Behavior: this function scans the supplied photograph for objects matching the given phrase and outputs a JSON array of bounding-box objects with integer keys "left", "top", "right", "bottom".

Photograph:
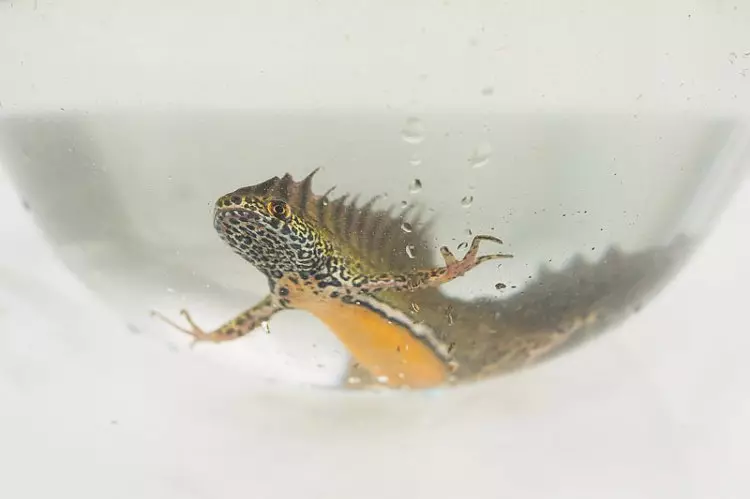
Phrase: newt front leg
[
  {"left": 151, "top": 294, "right": 283, "bottom": 347},
  {"left": 350, "top": 235, "right": 513, "bottom": 293}
]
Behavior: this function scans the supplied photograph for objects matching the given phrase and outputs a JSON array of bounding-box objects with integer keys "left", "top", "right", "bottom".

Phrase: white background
[{"left": 2, "top": 1, "right": 750, "bottom": 498}]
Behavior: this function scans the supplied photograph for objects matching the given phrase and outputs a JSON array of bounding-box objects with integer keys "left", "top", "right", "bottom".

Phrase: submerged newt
[{"left": 153, "top": 169, "right": 694, "bottom": 389}]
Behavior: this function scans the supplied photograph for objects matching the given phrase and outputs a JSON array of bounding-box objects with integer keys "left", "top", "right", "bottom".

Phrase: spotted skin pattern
[{"left": 153, "top": 169, "right": 513, "bottom": 388}]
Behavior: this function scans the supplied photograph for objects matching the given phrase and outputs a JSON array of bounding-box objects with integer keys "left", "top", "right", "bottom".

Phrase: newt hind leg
[{"left": 150, "top": 294, "right": 282, "bottom": 347}]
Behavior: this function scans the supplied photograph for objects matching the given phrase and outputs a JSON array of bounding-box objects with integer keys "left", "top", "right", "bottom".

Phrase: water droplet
[
  {"left": 401, "top": 222, "right": 413, "bottom": 233},
  {"left": 347, "top": 376, "right": 362, "bottom": 385},
  {"left": 409, "top": 178, "right": 423, "bottom": 193},
  {"left": 495, "top": 282, "right": 507, "bottom": 290},
  {"left": 481, "top": 86, "right": 494, "bottom": 96},
  {"left": 468, "top": 141, "right": 493, "bottom": 168},
  {"left": 400, "top": 200, "right": 409, "bottom": 209},
  {"left": 401, "top": 117, "right": 425, "bottom": 144},
  {"left": 410, "top": 302, "right": 420, "bottom": 313},
  {"left": 729, "top": 51, "right": 738, "bottom": 64},
  {"left": 405, "top": 244, "right": 416, "bottom": 259},
  {"left": 457, "top": 242, "right": 468, "bottom": 251},
  {"left": 409, "top": 154, "right": 422, "bottom": 166},
  {"left": 376, "top": 375, "right": 390, "bottom": 384},
  {"left": 261, "top": 321, "right": 271, "bottom": 334},
  {"left": 461, "top": 195, "right": 474, "bottom": 208}
]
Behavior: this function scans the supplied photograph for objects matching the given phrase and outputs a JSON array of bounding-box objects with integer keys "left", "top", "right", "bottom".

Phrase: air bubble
[
  {"left": 405, "top": 245, "right": 416, "bottom": 259},
  {"left": 461, "top": 195, "right": 474, "bottom": 208},
  {"left": 468, "top": 141, "right": 493, "bottom": 168},
  {"left": 457, "top": 242, "right": 468, "bottom": 251},
  {"left": 401, "top": 222, "right": 413, "bottom": 233},
  {"left": 409, "top": 178, "right": 423, "bottom": 193},
  {"left": 401, "top": 117, "right": 426, "bottom": 144}
]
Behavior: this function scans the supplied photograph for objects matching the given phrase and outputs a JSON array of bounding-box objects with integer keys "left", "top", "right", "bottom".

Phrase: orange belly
[{"left": 303, "top": 298, "right": 449, "bottom": 389}]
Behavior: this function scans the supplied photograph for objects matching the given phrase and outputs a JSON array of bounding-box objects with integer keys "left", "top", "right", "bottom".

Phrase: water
[{"left": 0, "top": 110, "right": 747, "bottom": 388}]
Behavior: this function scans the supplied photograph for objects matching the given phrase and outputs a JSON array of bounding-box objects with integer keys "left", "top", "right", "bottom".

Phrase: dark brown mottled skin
[{"left": 154, "top": 169, "right": 693, "bottom": 389}]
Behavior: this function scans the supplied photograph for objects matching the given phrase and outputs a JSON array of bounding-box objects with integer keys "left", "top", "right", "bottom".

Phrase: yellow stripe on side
[{"left": 303, "top": 298, "right": 449, "bottom": 389}]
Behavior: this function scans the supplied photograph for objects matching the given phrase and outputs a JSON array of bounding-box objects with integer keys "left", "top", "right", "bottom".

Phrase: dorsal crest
[{"left": 253, "top": 169, "right": 436, "bottom": 272}]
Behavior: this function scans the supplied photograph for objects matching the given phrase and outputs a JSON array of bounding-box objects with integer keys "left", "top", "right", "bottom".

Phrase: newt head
[{"left": 213, "top": 168, "right": 331, "bottom": 282}]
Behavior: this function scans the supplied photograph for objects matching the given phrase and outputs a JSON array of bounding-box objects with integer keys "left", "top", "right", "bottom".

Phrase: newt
[{"left": 153, "top": 169, "right": 694, "bottom": 389}]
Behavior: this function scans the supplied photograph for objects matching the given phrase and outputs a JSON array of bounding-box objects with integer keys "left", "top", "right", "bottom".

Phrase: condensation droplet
[
  {"left": 405, "top": 244, "right": 416, "bottom": 259},
  {"left": 495, "top": 282, "right": 507, "bottom": 290},
  {"left": 468, "top": 141, "right": 493, "bottom": 168},
  {"left": 457, "top": 242, "right": 468, "bottom": 251},
  {"left": 401, "top": 222, "right": 413, "bottom": 233},
  {"left": 376, "top": 375, "right": 390, "bottom": 384},
  {"left": 409, "top": 178, "right": 423, "bottom": 193},
  {"left": 409, "top": 154, "right": 422, "bottom": 166},
  {"left": 445, "top": 305, "right": 454, "bottom": 326},
  {"left": 261, "top": 321, "right": 271, "bottom": 334},
  {"left": 481, "top": 86, "right": 495, "bottom": 96},
  {"left": 401, "top": 117, "right": 426, "bottom": 144},
  {"left": 461, "top": 195, "right": 474, "bottom": 208}
]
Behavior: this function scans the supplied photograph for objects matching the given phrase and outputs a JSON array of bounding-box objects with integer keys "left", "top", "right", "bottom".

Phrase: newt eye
[{"left": 266, "top": 200, "right": 291, "bottom": 220}]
